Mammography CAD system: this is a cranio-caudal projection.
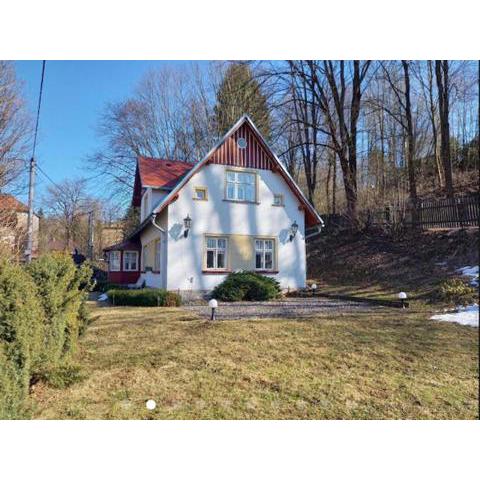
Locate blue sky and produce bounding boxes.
[15,60,195,201]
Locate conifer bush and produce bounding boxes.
[0,259,44,418]
[26,254,93,368]
[211,271,281,302]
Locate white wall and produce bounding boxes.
[166,163,306,292]
[139,208,168,288]
[141,188,169,222]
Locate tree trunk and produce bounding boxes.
[435,60,454,198]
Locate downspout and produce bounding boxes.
[151,213,165,234]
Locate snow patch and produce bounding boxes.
[430,264,479,327]
[457,265,479,287]
[431,304,479,328]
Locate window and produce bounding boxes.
[154,239,161,272]
[109,251,120,271]
[205,237,227,270]
[237,137,247,149]
[273,194,284,206]
[255,239,275,270]
[194,187,208,201]
[123,251,138,271]
[225,171,256,202]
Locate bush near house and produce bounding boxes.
[0,254,93,419]
[107,288,182,307]
[211,271,281,302]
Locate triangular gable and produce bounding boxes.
[150,115,323,228]
[208,121,275,170]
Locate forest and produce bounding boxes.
[1,60,479,252]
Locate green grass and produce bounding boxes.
[27,303,478,419]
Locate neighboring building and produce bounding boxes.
[0,194,39,260]
[104,116,323,294]
[101,222,124,250]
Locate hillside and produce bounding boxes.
[307,227,479,303]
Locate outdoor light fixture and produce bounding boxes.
[183,214,192,238]
[289,221,299,241]
[311,283,317,295]
[208,298,218,321]
[398,291,408,309]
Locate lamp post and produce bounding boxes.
[183,214,192,238]
[208,298,218,321]
[311,283,317,296]
[289,221,299,241]
[398,292,408,309]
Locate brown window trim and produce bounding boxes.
[255,270,279,274]
[202,269,231,275]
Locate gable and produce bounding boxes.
[208,122,275,170]
[139,116,322,229]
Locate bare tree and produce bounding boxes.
[0,61,32,193]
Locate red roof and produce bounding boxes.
[0,194,29,213]
[132,157,194,207]
[138,157,193,189]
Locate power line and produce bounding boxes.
[26,60,46,262]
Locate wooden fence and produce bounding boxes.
[320,194,479,231]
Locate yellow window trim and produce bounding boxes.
[193,186,208,201]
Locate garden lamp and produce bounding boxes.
[311,283,317,295]
[398,291,407,309]
[208,298,218,321]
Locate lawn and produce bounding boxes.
[28,303,478,419]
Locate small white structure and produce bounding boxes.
[104,116,323,297]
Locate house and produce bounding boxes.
[0,194,39,260]
[104,115,323,295]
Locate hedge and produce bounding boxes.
[107,288,182,307]
[0,259,44,418]
[0,254,93,419]
[211,271,281,302]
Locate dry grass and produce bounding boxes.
[27,303,478,419]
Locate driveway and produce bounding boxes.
[182,296,380,320]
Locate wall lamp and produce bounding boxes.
[289,221,299,241]
[183,214,192,238]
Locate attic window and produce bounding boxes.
[237,137,247,149]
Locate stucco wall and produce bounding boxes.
[165,163,306,292]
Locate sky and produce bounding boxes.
[14,60,195,202]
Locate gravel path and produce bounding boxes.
[182,296,380,320]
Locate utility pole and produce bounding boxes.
[25,60,46,263]
[25,156,36,262]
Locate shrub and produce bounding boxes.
[0,259,44,418]
[211,271,281,302]
[94,281,128,292]
[26,254,93,370]
[107,288,182,307]
[432,277,477,306]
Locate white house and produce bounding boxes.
[104,115,323,296]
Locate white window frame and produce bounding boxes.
[255,239,275,271]
[205,236,228,270]
[123,250,138,271]
[109,251,121,272]
[225,170,256,203]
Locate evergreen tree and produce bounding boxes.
[213,63,271,138]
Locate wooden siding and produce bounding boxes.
[209,123,274,170]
